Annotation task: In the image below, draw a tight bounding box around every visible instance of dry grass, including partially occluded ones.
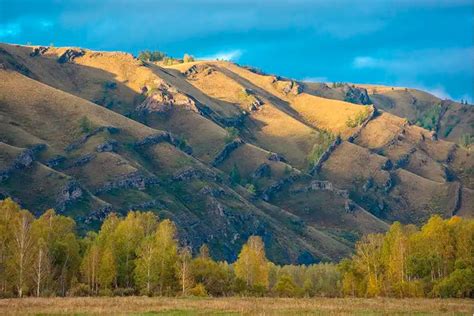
[0,296,472,315]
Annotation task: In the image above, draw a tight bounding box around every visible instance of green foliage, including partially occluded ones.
[79,116,94,134]
[340,216,474,298]
[183,54,195,63]
[415,104,442,131]
[307,130,335,168]
[138,50,166,62]
[224,127,239,144]
[346,107,371,128]
[229,164,241,185]
[459,133,473,149]
[274,273,299,297]
[245,183,256,196]
[0,198,472,299]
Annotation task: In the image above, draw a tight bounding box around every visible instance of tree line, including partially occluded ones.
[0,198,472,298]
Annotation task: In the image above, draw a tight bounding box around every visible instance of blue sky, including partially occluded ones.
[1,0,473,102]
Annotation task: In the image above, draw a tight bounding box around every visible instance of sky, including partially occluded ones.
[1,0,473,102]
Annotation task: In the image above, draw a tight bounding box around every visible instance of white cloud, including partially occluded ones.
[0,23,21,38]
[301,76,328,82]
[353,48,474,75]
[199,49,243,61]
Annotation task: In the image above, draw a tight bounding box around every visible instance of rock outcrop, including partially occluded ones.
[212,139,243,167]
[134,132,193,155]
[65,126,119,152]
[95,171,160,194]
[309,136,342,175]
[57,49,85,63]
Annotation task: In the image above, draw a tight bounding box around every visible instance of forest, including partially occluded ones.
[0,198,472,299]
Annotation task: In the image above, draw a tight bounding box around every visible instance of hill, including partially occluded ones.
[0,43,472,264]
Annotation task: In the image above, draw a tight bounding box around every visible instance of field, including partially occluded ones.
[0,297,473,315]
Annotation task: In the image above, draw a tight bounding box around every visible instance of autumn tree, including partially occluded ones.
[234,236,269,291]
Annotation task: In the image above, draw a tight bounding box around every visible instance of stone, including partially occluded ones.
[57,49,85,63]
[212,139,243,167]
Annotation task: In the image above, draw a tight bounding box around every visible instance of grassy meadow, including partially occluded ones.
[0,297,473,315]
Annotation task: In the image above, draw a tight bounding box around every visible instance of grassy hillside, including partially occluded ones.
[0,43,472,263]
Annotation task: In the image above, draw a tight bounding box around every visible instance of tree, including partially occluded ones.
[274,273,299,297]
[134,236,157,295]
[9,210,35,297]
[154,219,178,295]
[234,236,269,290]
[0,198,20,296]
[177,247,193,296]
[229,164,241,185]
[183,54,195,63]
[32,238,50,297]
[138,50,166,62]
[352,234,384,297]
[98,248,116,292]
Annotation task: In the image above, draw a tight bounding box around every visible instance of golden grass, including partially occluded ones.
[354,83,405,94]
[0,296,472,315]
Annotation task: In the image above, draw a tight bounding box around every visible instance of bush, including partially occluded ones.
[190,283,208,297]
[346,108,371,128]
[183,53,195,63]
[68,283,91,297]
[224,127,239,144]
[432,268,474,298]
[138,50,166,62]
[274,274,299,297]
[79,116,94,133]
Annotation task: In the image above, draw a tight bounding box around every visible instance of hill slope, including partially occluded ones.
[0,43,472,263]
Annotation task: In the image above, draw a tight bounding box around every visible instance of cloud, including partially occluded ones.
[0,23,21,38]
[199,49,243,61]
[301,76,328,82]
[353,48,474,75]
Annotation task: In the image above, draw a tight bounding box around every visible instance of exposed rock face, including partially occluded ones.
[45,155,66,168]
[95,171,160,194]
[199,186,226,198]
[344,200,356,212]
[96,140,118,153]
[0,146,43,182]
[173,167,219,182]
[57,49,85,63]
[136,82,198,113]
[212,139,244,167]
[268,152,288,163]
[290,180,349,199]
[56,181,83,212]
[309,136,342,175]
[252,163,271,179]
[261,174,301,201]
[127,199,164,211]
[218,112,248,128]
[248,97,264,112]
[280,80,302,95]
[70,153,96,168]
[384,174,394,193]
[29,46,49,57]
[83,205,113,224]
[342,85,371,105]
[347,106,378,143]
[65,126,119,152]
[134,132,193,155]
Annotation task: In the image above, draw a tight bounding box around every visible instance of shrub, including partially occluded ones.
[346,108,371,128]
[459,133,473,149]
[183,54,195,63]
[224,127,239,144]
[68,283,91,297]
[138,50,166,62]
[190,283,208,297]
[79,116,94,133]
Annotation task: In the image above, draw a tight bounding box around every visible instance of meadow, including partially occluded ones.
[1,297,473,315]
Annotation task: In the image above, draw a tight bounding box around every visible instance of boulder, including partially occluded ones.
[57,49,85,63]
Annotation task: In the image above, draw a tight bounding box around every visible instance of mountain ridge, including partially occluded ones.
[0,43,472,264]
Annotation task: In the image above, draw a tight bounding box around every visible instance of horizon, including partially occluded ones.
[0,0,473,102]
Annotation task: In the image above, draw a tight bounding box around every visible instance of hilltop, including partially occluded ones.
[0,43,472,264]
